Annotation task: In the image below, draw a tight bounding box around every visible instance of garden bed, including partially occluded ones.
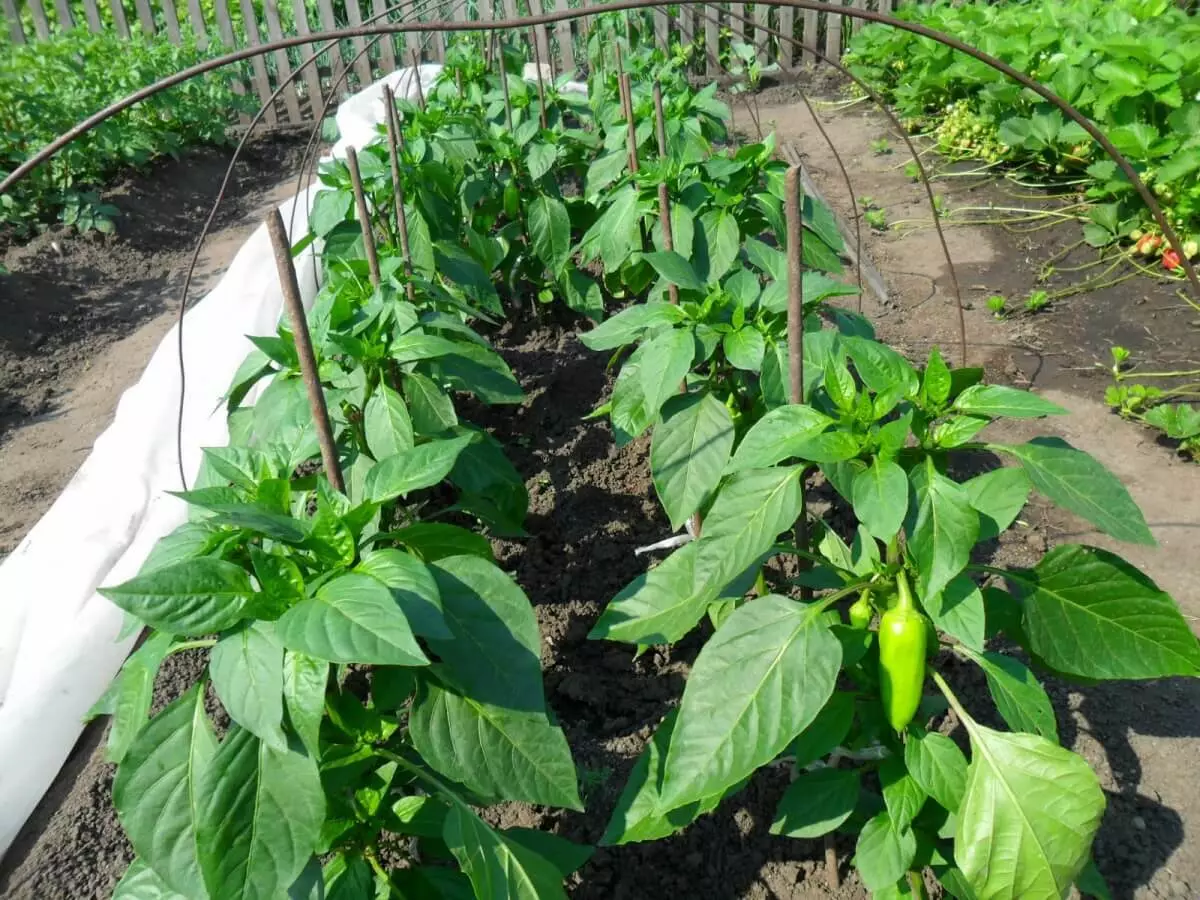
[2,38,1199,900]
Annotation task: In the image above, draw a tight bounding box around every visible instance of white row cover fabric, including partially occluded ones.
[0,66,438,860]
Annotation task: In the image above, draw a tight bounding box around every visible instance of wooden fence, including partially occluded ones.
[1,0,896,125]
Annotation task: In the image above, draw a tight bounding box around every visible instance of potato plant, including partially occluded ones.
[83,23,1200,900]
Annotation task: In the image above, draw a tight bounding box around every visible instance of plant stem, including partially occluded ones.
[168,638,216,655]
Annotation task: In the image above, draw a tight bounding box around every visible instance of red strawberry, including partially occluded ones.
[1136,234,1162,256]
[1163,248,1182,271]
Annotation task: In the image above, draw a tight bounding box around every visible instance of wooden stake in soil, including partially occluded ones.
[498,38,513,131]
[344,146,381,287]
[383,85,416,302]
[409,48,425,109]
[622,73,639,175]
[530,26,549,130]
[652,82,678,306]
[265,210,345,494]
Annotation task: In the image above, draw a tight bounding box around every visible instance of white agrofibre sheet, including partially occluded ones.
[0,65,431,860]
[0,60,589,861]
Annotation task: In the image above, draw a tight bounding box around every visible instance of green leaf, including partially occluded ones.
[404,371,458,434]
[113,685,216,897]
[600,710,728,845]
[642,250,705,291]
[410,680,581,809]
[966,648,1059,741]
[723,328,766,371]
[526,141,559,181]
[908,465,979,603]
[855,811,917,892]
[1005,544,1200,679]
[923,348,952,407]
[963,468,1031,541]
[503,830,593,878]
[701,466,806,568]
[113,859,193,900]
[356,548,449,640]
[1143,403,1200,440]
[528,194,572,275]
[363,434,473,503]
[651,392,735,530]
[926,575,986,651]
[196,727,325,900]
[426,554,552,710]
[1076,858,1113,900]
[612,328,695,442]
[769,768,859,838]
[588,540,731,645]
[700,208,740,279]
[789,690,856,768]
[578,301,683,351]
[955,717,1104,899]
[727,405,833,471]
[387,522,495,562]
[879,756,927,830]
[276,573,430,666]
[953,385,1067,419]
[444,804,567,900]
[100,631,174,765]
[390,333,461,365]
[210,623,287,751]
[309,188,352,237]
[282,651,328,758]
[844,336,919,397]
[995,437,1154,546]
[852,457,909,541]
[364,384,415,459]
[659,595,842,810]
[100,558,253,637]
[904,729,967,813]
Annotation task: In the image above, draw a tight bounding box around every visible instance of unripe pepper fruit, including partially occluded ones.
[878,571,928,732]
[848,590,873,629]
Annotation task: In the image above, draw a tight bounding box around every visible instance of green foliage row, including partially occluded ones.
[845,0,1200,250]
[0,28,250,234]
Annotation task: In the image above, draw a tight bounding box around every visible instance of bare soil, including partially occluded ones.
[3,77,1200,900]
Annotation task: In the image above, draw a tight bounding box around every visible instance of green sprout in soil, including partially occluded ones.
[1024,289,1051,313]
[871,137,893,155]
[986,294,1008,318]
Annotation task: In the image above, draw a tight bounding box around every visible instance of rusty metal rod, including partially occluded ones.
[383,85,416,302]
[530,26,549,130]
[265,210,345,493]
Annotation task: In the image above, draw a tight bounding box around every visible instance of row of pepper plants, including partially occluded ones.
[87,14,1200,900]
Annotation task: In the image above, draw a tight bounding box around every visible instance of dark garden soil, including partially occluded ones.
[3,76,1200,900]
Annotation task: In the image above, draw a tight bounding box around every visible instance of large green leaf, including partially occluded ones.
[528,195,572,275]
[601,710,727,845]
[955,717,1104,899]
[723,328,766,372]
[994,438,1153,546]
[904,729,968,813]
[210,623,287,750]
[97,631,174,765]
[611,329,695,442]
[700,465,806,567]
[363,434,473,503]
[953,385,1067,419]
[1005,544,1200,679]
[426,554,547,710]
[410,680,581,809]
[577,302,684,351]
[100,558,253,637]
[659,595,842,809]
[113,685,216,898]
[727,405,833,472]
[282,651,328,758]
[909,464,979,603]
[965,648,1059,741]
[770,768,859,838]
[852,457,909,541]
[113,859,194,900]
[364,384,415,460]
[963,467,1030,541]
[356,548,449,640]
[651,392,735,530]
[880,756,928,830]
[275,573,430,666]
[196,727,325,900]
[855,811,917,892]
[404,371,458,434]
[926,575,986,651]
[642,250,705,291]
[844,336,919,397]
[444,804,567,900]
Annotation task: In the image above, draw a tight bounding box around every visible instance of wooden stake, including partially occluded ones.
[622,73,639,175]
[497,36,513,130]
[383,85,415,302]
[530,26,548,130]
[785,167,805,407]
[409,48,425,109]
[652,82,677,306]
[345,146,380,287]
[265,210,345,494]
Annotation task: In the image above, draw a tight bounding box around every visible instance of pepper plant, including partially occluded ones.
[589,308,1200,896]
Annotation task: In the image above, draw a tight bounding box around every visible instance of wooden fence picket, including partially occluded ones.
[3,0,26,42]
[184,0,207,46]
[262,0,303,120]
[131,0,155,34]
[159,0,181,43]
[26,0,51,38]
[237,0,278,124]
